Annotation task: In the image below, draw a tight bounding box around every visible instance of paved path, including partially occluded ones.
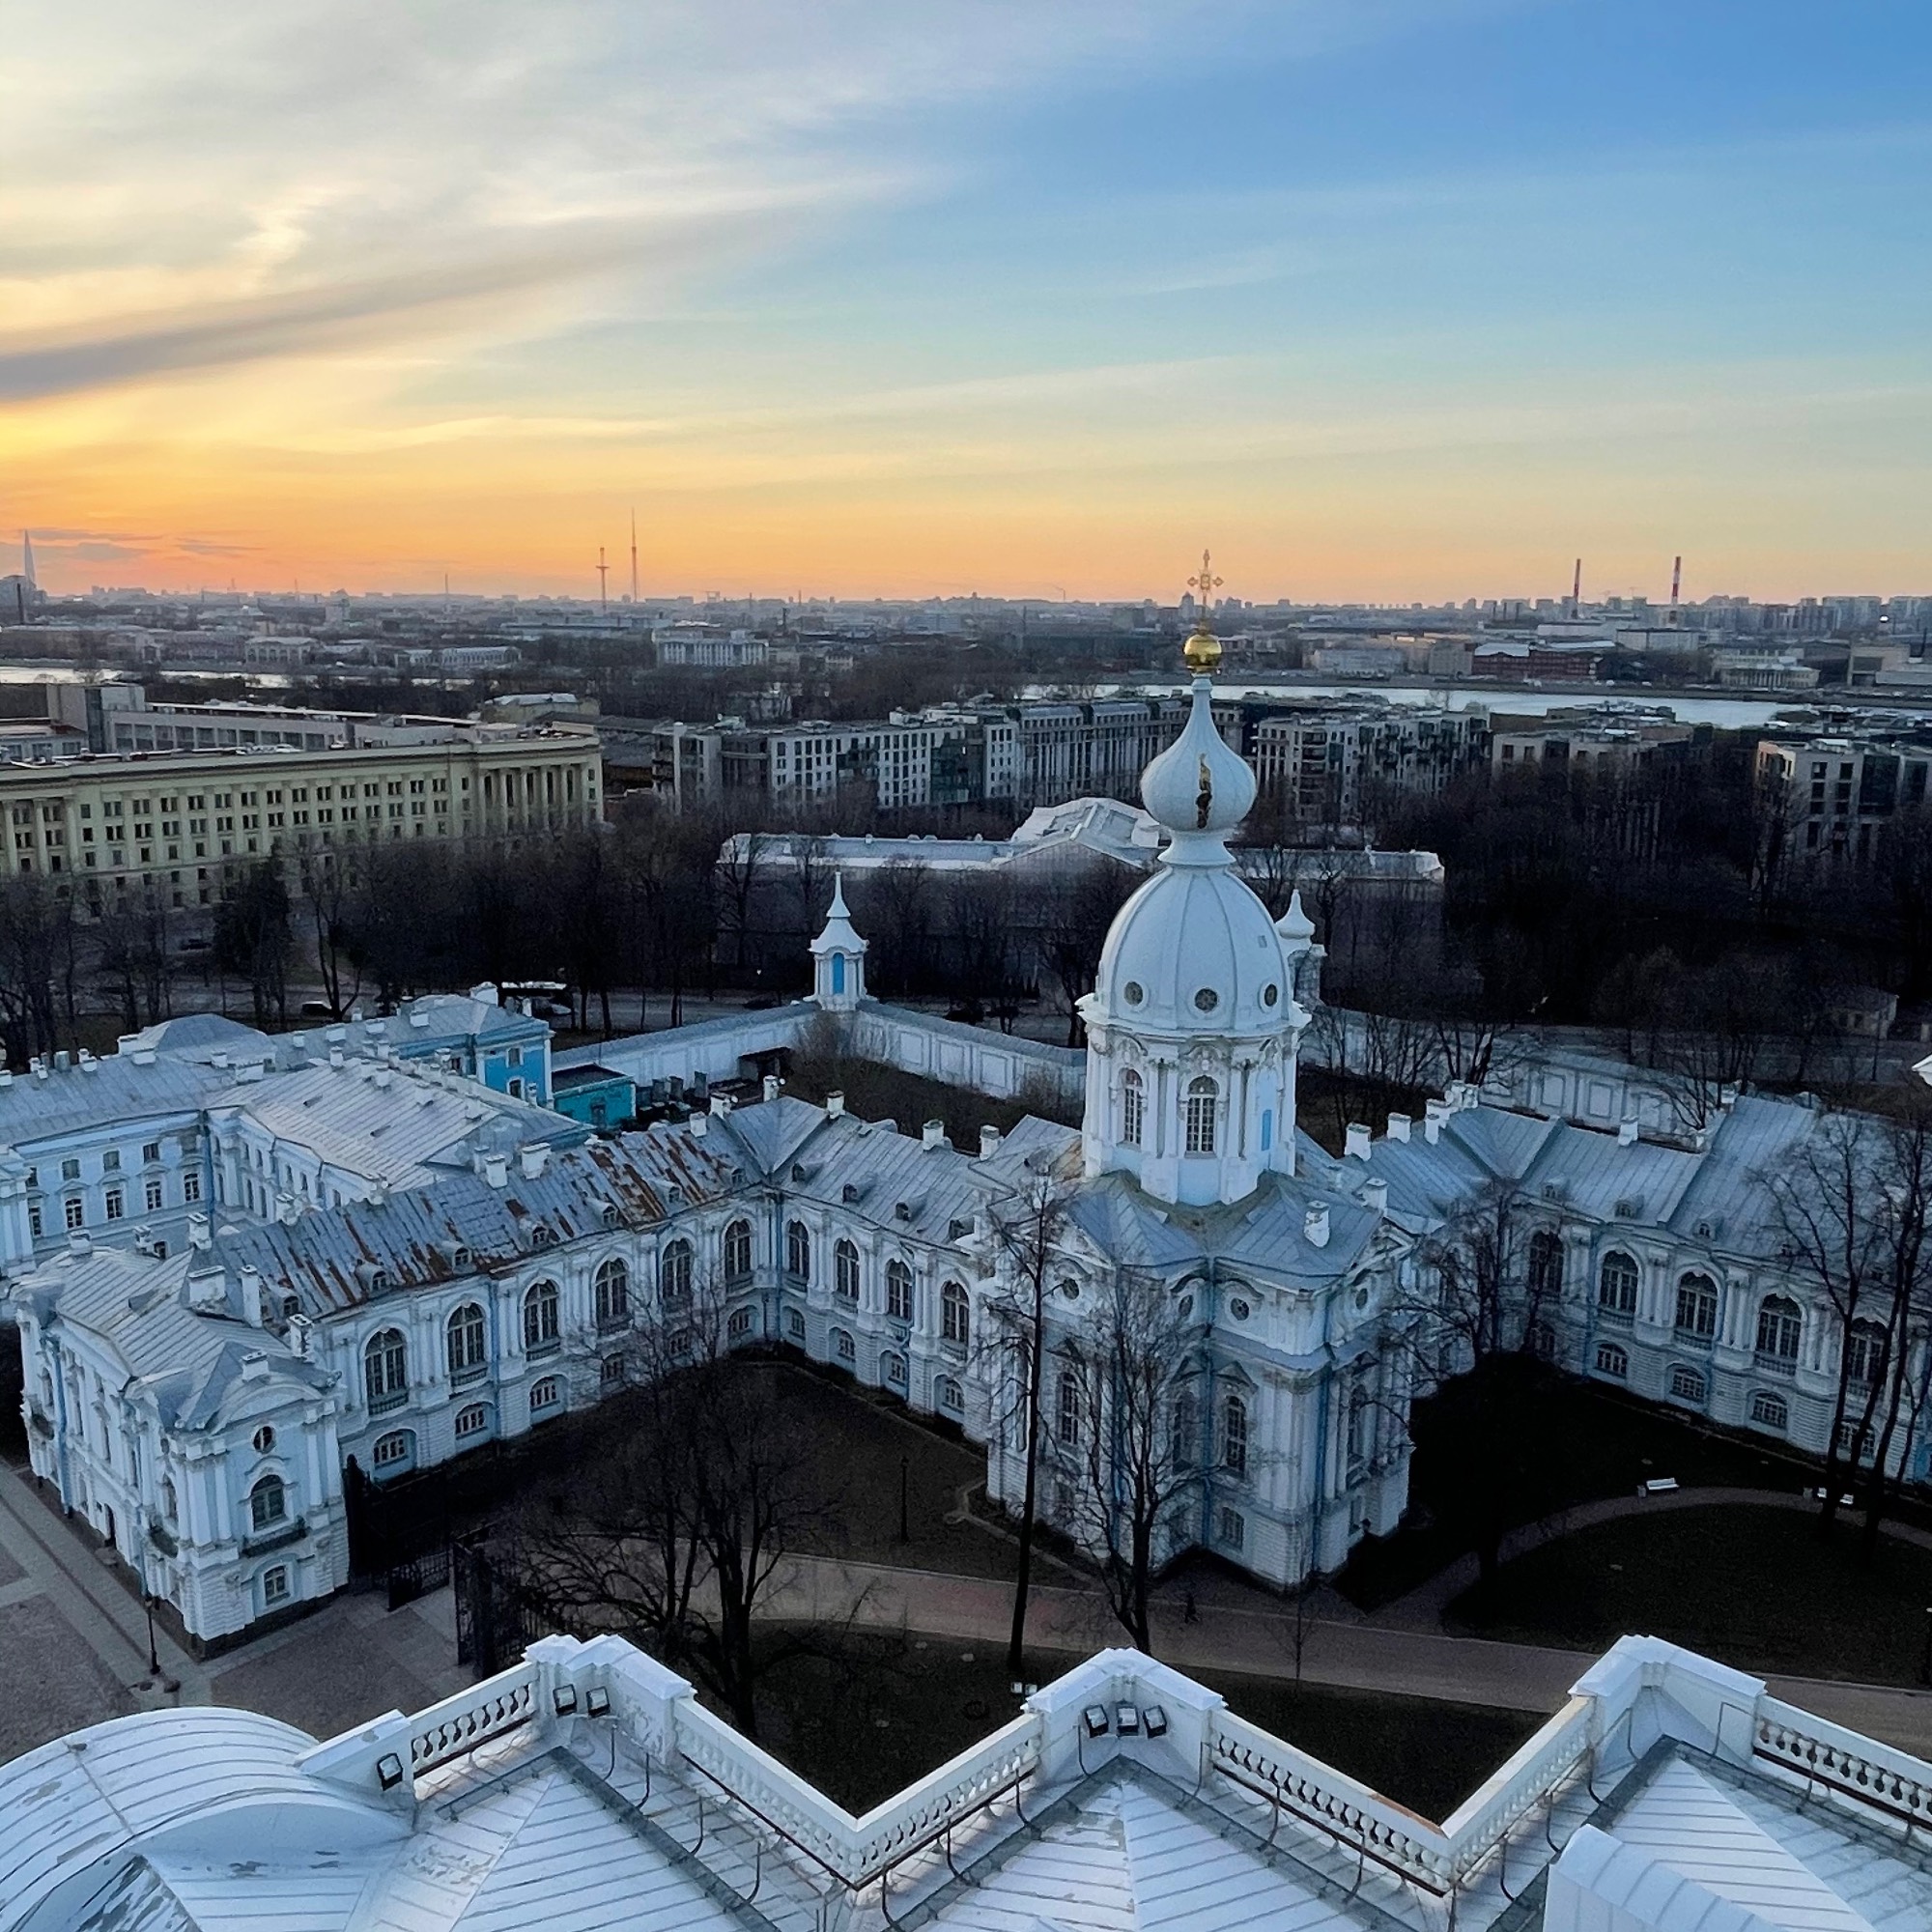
[0,1463,469,1765]
[764,1548,1932,1756]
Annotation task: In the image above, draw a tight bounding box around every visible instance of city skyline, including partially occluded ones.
[4,1,1929,601]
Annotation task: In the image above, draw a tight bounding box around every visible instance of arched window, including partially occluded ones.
[1527,1230,1564,1299]
[1673,1272,1719,1340]
[363,1327,408,1412]
[886,1259,914,1323]
[937,1375,964,1413]
[833,1326,856,1363]
[1749,1390,1789,1431]
[1223,1393,1249,1475]
[523,1279,560,1355]
[1171,1389,1199,1471]
[1669,1364,1707,1404]
[248,1473,286,1532]
[1754,1294,1802,1366]
[160,1478,178,1522]
[1846,1318,1888,1386]
[942,1280,970,1348]
[835,1238,861,1302]
[529,1375,561,1414]
[447,1302,487,1382]
[594,1258,630,1330]
[724,1219,753,1282]
[1184,1077,1218,1156]
[660,1239,692,1307]
[1598,1252,1639,1319]
[372,1430,414,1474]
[882,1351,907,1387]
[786,1220,810,1281]
[454,1402,490,1442]
[1595,1341,1629,1379]
[1345,1382,1370,1476]
[727,1307,753,1341]
[1056,1369,1081,1445]
[1120,1068,1145,1148]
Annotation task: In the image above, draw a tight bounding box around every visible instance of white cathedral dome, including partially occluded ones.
[1091,675,1290,1035]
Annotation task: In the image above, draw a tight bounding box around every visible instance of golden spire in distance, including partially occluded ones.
[1184,547,1223,670]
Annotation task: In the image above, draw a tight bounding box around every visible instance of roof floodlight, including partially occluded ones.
[553,1685,580,1717]
[1082,1704,1110,1740]
[1116,1704,1141,1736]
[1143,1705,1169,1738]
[376,1753,406,1791]
[585,1686,611,1719]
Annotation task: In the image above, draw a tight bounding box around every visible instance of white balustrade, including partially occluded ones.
[670,1697,1041,1888]
[1754,1696,1932,1827]
[1439,1696,1594,1879]
[408,1665,540,1776]
[1208,1709,1456,1891]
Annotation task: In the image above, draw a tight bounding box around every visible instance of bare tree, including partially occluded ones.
[1048,1265,1195,1652]
[981,1165,1073,1678]
[93,880,172,1032]
[1389,1179,1558,1584]
[298,847,360,1019]
[1765,1103,1932,1551]
[507,1276,833,1736]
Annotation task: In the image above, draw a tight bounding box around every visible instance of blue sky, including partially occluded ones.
[2,0,1926,598]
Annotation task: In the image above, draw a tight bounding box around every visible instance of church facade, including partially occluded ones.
[9,663,1417,1644]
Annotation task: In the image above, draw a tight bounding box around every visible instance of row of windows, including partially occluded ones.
[29,1169,199,1237]
[1116,1069,1222,1156]
[784,1221,973,1341]
[1591,1341,1795,1434]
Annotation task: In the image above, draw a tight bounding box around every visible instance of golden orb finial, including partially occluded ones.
[1183,547,1223,670]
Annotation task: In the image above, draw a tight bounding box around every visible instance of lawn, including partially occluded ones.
[751,1628,1540,1821]
[1449,1503,1932,1684]
[373,1356,1061,1583]
[1337,1360,1827,1611]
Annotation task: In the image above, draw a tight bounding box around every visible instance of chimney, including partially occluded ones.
[519,1144,549,1179]
[240,1264,266,1324]
[77,1050,97,1074]
[328,1047,345,1069]
[240,1350,270,1382]
[1361,1178,1388,1215]
[129,1048,156,1066]
[1304,1205,1330,1248]
[826,1091,845,1119]
[980,1125,1002,1158]
[275,1191,300,1226]
[287,1313,314,1360]
[710,1094,732,1118]
[187,1210,212,1250]
[186,1266,225,1310]
[53,1050,71,1071]
[1423,1096,1451,1145]
[1386,1113,1411,1144]
[1618,1116,1640,1147]
[483,1153,509,1188]
[0,1069,12,1089]
[923,1120,948,1151]
[689,1112,709,1139]
[762,1074,781,1103]
[373,1067,392,1090]
[409,1009,430,1030]
[66,1229,91,1255]
[1345,1122,1372,1161]
[211,1052,229,1069]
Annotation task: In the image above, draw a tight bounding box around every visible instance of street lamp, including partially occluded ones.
[143,1591,161,1681]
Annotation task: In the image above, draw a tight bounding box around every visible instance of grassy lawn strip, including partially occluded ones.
[1449,1503,1932,1684]
[751,1628,1539,1821]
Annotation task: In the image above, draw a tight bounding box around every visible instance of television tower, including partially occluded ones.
[1569,557,1581,617]
[596,547,609,612]
[629,508,639,604]
[1669,554,1682,625]
[21,531,35,589]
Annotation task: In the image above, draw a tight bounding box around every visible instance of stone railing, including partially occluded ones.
[1753,1696,1932,1829]
[1438,1695,1595,1881]
[673,1691,1040,1889]
[408,1664,540,1776]
[1208,1708,1455,1892]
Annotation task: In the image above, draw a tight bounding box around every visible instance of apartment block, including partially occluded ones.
[0,729,602,907]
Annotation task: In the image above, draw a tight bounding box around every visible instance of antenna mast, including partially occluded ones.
[597,547,609,613]
[1669,554,1682,625]
[1570,557,1582,617]
[629,509,639,605]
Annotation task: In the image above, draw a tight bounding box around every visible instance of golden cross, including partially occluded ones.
[1188,548,1222,620]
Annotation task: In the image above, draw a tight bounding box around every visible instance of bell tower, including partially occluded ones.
[810,874,867,1012]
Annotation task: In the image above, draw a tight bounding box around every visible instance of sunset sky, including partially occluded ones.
[4,1,1928,604]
